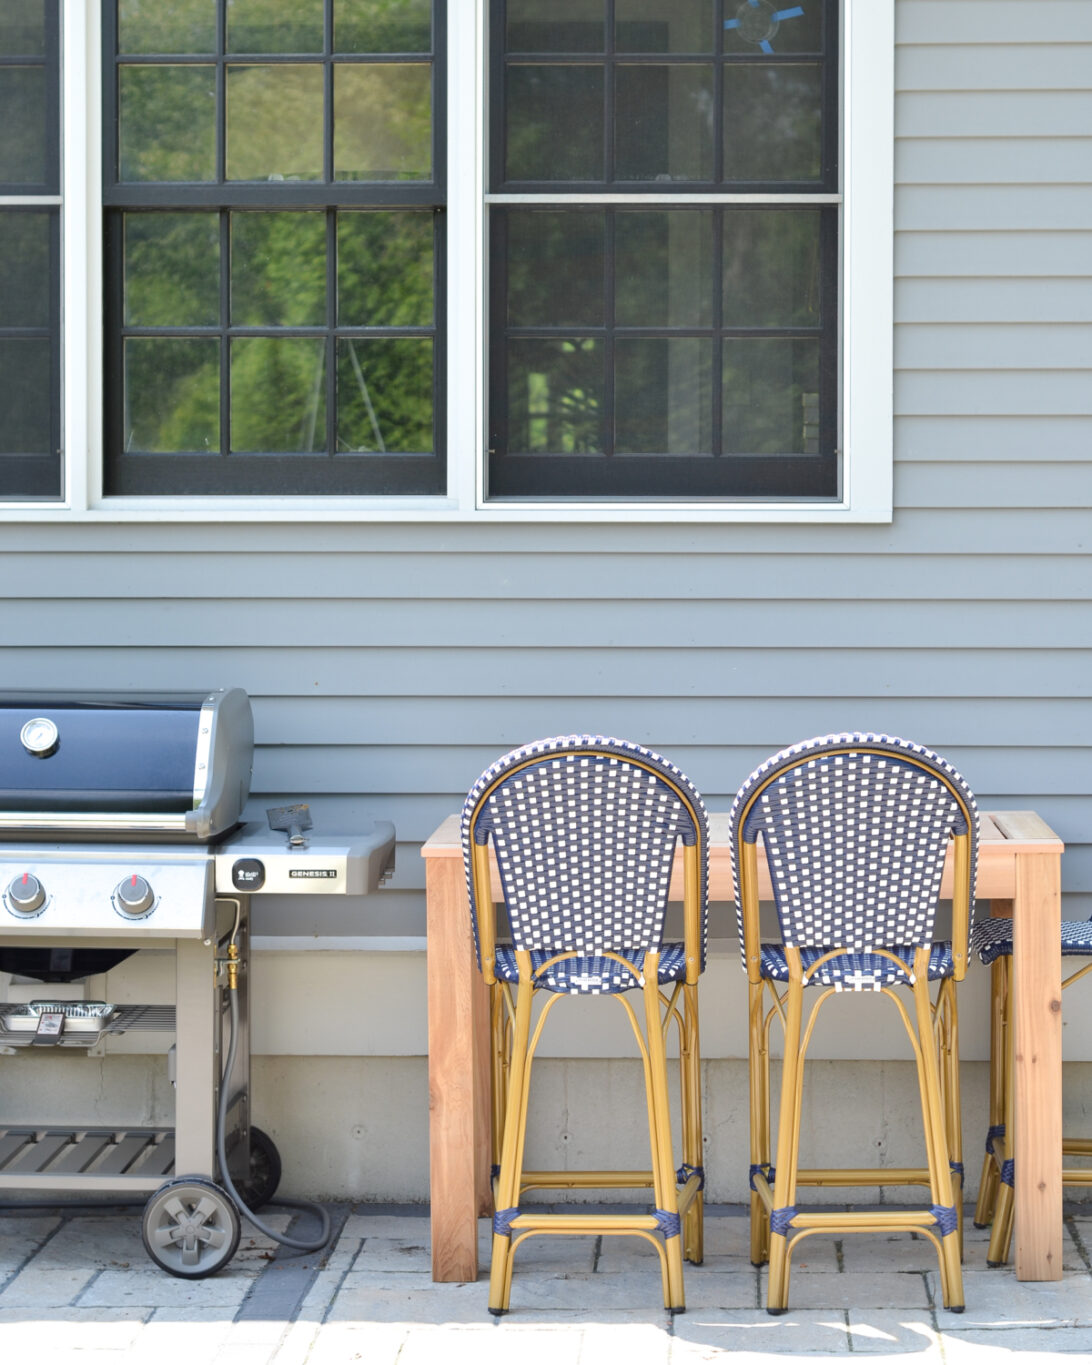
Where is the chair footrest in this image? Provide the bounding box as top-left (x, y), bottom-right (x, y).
top-left (520, 1170), bottom-right (655, 1191)
top-left (795, 1167), bottom-right (933, 1187)
top-left (504, 1211), bottom-right (668, 1234)
top-left (783, 1209), bottom-right (952, 1233)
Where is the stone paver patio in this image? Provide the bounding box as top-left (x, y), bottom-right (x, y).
top-left (4, 1203), bottom-right (1092, 1362)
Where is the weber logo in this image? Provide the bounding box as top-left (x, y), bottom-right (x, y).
top-left (289, 869), bottom-right (338, 879)
top-left (232, 858), bottom-right (266, 891)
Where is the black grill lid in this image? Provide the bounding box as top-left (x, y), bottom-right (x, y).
top-left (0, 689), bottom-right (253, 840)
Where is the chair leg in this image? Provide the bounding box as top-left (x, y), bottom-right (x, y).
top-left (912, 975), bottom-right (963, 1312)
top-left (988, 1174), bottom-right (1015, 1267)
top-left (987, 956), bottom-right (1016, 1266)
top-left (488, 981), bottom-right (534, 1316)
top-left (490, 984), bottom-right (510, 1193)
top-left (748, 980), bottom-right (771, 1267)
top-left (766, 976), bottom-right (805, 1315)
top-left (643, 974), bottom-right (686, 1313)
top-left (938, 980), bottom-right (964, 1254)
top-left (679, 982), bottom-right (704, 1266)
top-left (974, 957), bottom-right (1007, 1229)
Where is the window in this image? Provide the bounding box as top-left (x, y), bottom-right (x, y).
top-left (101, 0), bottom-right (445, 495)
top-left (0, 0), bottom-right (892, 520)
top-left (488, 0), bottom-right (840, 501)
top-left (0, 0), bottom-right (61, 500)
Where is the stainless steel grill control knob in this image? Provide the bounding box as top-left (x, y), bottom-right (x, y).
top-left (7, 873), bottom-right (45, 915)
top-left (115, 874), bottom-right (155, 917)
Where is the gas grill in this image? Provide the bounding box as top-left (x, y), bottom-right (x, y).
top-left (0, 690), bottom-right (395, 1276)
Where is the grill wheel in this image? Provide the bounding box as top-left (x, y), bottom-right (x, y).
top-left (141, 1176), bottom-right (241, 1278)
top-left (236, 1125), bottom-right (283, 1211)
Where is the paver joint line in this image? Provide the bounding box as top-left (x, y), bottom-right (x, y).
top-left (232, 1205), bottom-right (350, 1327)
top-left (0, 1211), bottom-right (64, 1294)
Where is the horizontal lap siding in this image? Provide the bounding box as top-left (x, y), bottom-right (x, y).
top-left (892, 0), bottom-right (1092, 912)
top-left (2, 0), bottom-right (1089, 943)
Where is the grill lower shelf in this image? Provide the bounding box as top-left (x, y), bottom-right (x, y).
top-left (0, 1126), bottom-right (176, 1191)
top-left (0, 1004), bottom-right (176, 1047)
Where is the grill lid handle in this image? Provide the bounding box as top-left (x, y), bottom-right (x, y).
top-left (267, 803), bottom-right (313, 849)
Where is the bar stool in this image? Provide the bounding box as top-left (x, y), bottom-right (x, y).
top-left (462, 735), bottom-right (708, 1315)
top-left (730, 732), bottom-right (977, 1314)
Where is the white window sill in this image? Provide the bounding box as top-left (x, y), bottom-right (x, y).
top-left (0, 496), bottom-right (892, 524)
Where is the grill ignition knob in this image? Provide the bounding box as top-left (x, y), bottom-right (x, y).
top-left (7, 873), bottom-right (45, 915)
top-left (115, 874), bottom-right (155, 917)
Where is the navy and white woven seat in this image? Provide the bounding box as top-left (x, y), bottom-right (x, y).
top-left (971, 912), bottom-right (1092, 1265)
top-left (462, 735), bottom-right (709, 1316)
top-left (757, 943), bottom-right (955, 989)
top-left (971, 916), bottom-right (1092, 966)
top-left (729, 733), bottom-right (978, 1315)
top-left (491, 943), bottom-right (690, 994)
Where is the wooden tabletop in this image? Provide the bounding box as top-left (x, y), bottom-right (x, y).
top-left (422, 808), bottom-right (1062, 900)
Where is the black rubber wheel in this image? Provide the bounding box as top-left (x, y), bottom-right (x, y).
top-left (142, 1177), bottom-right (241, 1278)
top-left (237, 1126), bottom-right (282, 1211)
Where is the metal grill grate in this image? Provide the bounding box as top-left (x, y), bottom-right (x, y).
top-left (1, 1003), bottom-right (177, 1047)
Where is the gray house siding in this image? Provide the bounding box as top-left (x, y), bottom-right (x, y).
top-left (4, 0), bottom-right (1091, 927)
top-left (4, 0), bottom-right (1091, 1199)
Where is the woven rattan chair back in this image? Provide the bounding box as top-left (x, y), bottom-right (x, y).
top-left (463, 735), bottom-right (708, 988)
top-left (731, 732), bottom-right (978, 963)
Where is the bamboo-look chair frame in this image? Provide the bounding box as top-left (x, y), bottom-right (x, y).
top-left (973, 934), bottom-right (1092, 1265)
top-left (731, 734), bottom-right (977, 1315)
top-left (463, 736), bottom-right (708, 1316)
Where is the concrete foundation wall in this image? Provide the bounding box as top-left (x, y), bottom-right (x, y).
top-left (11, 1048), bottom-right (1092, 1207)
top-left (7, 948), bottom-right (1092, 1205)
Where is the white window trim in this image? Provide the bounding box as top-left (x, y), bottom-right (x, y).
top-left (6, 0), bottom-right (891, 525)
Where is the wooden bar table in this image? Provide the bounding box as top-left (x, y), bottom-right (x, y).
top-left (422, 809), bottom-right (1064, 1283)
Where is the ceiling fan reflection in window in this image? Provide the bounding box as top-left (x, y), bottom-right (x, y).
top-left (724, 0), bottom-right (806, 55)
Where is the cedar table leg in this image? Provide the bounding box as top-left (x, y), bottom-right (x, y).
top-left (1012, 851), bottom-right (1063, 1281)
top-left (427, 854), bottom-right (490, 1282)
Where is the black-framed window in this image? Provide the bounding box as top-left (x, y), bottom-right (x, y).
top-left (103, 0), bottom-right (445, 497)
top-left (488, 0), bottom-right (840, 502)
top-left (0, 0), bottom-right (62, 502)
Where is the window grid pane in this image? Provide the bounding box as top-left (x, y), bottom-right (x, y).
top-left (489, 0), bottom-right (839, 502)
top-left (0, 0), bottom-right (60, 502)
top-left (0, 0), bottom-right (59, 193)
top-left (103, 0), bottom-right (446, 496)
top-left (114, 207), bottom-right (439, 463)
top-left (110, 4), bottom-right (440, 192)
top-left (490, 202), bottom-right (837, 499)
top-left (494, 0), bottom-right (837, 190)
top-left (0, 206), bottom-right (61, 499)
